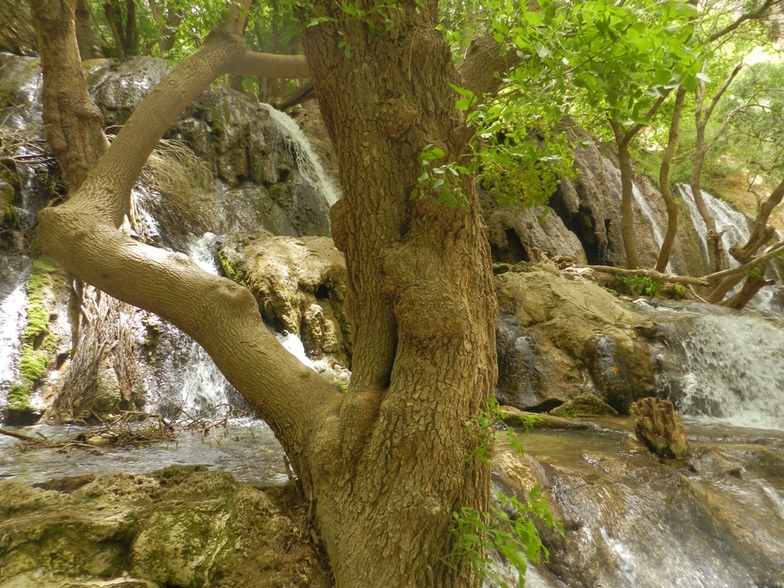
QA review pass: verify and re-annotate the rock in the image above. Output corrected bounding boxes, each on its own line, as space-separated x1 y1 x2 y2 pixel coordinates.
494 263 656 411
630 397 690 460
220 231 351 370
550 393 619 418
483 204 588 265
0 466 329 587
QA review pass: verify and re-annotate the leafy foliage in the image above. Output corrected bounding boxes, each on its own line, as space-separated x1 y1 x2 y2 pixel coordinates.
455 399 560 586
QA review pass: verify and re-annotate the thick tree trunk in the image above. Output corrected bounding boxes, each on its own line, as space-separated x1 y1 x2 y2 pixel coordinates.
302 2 496 585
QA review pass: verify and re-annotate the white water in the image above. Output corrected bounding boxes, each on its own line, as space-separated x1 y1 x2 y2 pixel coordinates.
676 184 751 271
0 260 30 397
602 158 671 271
674 312 784 432
260 104 341 207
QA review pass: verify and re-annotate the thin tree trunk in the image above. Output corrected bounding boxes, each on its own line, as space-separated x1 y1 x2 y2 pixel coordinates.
74 0 102 59
708 177 784 304
656 87 686 273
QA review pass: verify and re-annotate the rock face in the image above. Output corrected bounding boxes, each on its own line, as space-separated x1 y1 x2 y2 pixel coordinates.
494 426 784 588
0 466 330 588
220 231 351 373
494 261 656 413
630 397 690 459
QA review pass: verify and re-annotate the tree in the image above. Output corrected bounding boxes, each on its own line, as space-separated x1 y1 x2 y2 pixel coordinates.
29 0 499 585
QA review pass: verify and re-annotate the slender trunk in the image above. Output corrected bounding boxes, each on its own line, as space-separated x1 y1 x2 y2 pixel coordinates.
708 177 784 304
612 124 640 268
74 0 102 59
103 0 125 57
656 87 685 273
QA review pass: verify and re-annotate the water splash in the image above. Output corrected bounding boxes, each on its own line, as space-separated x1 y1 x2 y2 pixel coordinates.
260 104 341 208
0 257 31 400
673 312 784 432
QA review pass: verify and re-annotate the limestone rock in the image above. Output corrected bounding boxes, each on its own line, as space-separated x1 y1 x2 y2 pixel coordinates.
0 466 329 588
550 393 619 418
494 263 655 411
630 397 690 460
220 231 351 369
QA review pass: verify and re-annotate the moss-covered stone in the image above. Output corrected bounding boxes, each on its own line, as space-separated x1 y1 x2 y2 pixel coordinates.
0 467 330 587
550 393 619 418
7 258 61 416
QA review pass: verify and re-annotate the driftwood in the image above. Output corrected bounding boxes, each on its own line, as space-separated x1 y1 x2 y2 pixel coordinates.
589 238 784 295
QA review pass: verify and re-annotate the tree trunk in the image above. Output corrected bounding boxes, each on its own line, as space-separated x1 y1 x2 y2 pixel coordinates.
31 0 497 585
708 177 784 305
612 124 640 269
656 87 685 273
74 0 102 59
301 2 496 583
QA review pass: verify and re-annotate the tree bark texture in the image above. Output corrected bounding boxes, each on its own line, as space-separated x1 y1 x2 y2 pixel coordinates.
302 1 497 584
29 0 108 190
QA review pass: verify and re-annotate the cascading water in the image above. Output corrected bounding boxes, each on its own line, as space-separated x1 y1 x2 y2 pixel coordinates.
0 257 31 404
661 309 784 431
676 184 751 270
260 103 341 208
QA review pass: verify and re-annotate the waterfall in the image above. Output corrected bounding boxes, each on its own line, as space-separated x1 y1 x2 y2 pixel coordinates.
665 311 784 432
0 257 31 402
676 184 751 271
260 104 341 208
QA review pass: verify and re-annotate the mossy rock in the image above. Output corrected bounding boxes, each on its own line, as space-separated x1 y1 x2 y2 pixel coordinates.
550 393 619 419
0 467 329 588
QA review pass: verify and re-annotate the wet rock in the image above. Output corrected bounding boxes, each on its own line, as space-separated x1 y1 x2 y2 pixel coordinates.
220 231 351 369
0 466 329 587
587 334 653 413
483 203 588 265
550 393 619 418
496 425 784 588
494 262 656 410
630 397 689 460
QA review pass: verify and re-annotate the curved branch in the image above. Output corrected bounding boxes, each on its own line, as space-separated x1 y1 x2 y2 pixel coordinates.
35 27 341 482
227 51 311 79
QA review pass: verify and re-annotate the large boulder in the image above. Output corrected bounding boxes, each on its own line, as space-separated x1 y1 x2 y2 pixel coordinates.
0 466 330 588
219 231 351 372
494 261 656 413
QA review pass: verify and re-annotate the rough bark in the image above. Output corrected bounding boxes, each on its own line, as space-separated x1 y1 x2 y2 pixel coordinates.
29 0 109 190
656 87 685 273
301 2 497 584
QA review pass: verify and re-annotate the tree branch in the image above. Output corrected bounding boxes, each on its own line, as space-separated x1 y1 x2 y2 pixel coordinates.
227 51 310 79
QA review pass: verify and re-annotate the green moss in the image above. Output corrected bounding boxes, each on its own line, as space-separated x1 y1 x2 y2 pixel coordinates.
11 257 61 408
218 250 246 285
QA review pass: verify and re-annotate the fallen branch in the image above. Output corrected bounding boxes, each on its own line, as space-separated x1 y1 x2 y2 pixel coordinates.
588 265 710 287
0 427 38 442
703 239 784 283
